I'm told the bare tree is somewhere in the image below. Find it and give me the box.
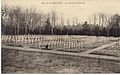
[1,5,9,34]
[13,7,22,35]
[67,17,70,26]
[60,15,64,26]
[93,13,97,25]
[51,11,57,26]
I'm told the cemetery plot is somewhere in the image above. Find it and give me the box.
[57,41,111,53]
[90,42,120,57]
[1,35,119,53]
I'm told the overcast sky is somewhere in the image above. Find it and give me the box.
[2,0,120,24]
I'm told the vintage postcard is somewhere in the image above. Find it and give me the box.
[1,0,120,74]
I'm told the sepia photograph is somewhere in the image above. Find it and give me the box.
[1,0,120,74]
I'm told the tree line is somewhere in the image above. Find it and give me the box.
[1,5,120,37]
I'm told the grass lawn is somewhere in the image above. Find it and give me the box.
[2,48,120,73]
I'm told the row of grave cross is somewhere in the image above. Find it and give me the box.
[2,35,119,50]
[2,35,85,49]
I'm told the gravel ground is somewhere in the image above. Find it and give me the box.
[2,48,120,73]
